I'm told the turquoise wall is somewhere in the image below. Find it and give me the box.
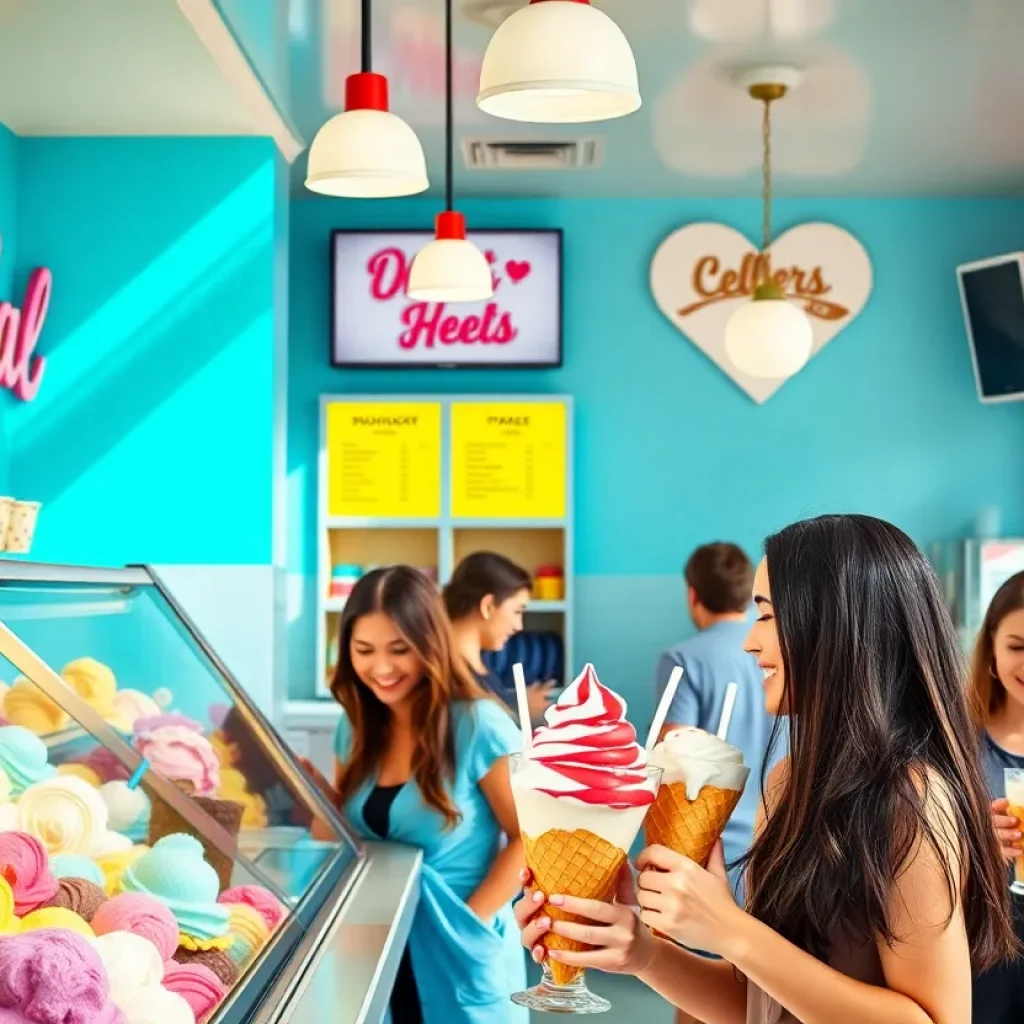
[7,136,279,565]
[0,124,16,298]
[0,135,285,714]
[0,123,17,492]
[287,195,1024,718]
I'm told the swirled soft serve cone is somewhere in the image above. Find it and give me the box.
[512,664,660,987]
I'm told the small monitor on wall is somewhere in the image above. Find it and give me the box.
[956,253,1024,403]
[330,229,563,368]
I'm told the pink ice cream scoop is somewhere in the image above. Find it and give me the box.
[161,963,226,1024]
[132,714,202,740]
[79,749,131,785]
[0,833,59,915]
[91,893,179,963]
[134,727,219,797]
[218,885,285,930]
[0,930,126,1024]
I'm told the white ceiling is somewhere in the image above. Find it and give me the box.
[0,0,261,136]
[2,0,1024,197]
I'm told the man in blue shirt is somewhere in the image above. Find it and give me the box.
[654,542,781,886]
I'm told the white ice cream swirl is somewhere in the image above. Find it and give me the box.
[649,726,749,800]
[17,775,109,856]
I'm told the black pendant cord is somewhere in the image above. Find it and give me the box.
[361,0,372,72]
[444,0,454,212]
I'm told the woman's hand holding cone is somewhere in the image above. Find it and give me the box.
[990,798,1022,861]
[634,841,747,955]
[514,866,658,973]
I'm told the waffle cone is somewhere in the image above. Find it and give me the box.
[523,828,626,987]
[644,782,741,866]
[147,792,244,891]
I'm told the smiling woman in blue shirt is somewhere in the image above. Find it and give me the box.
[330,565,526,1024]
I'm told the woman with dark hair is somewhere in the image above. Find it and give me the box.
[515,515,1017,1022]
[968,570,1024,1020]
[328,566,526,1023]
[444,551,554,723]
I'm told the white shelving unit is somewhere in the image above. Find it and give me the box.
[315,395,574,698]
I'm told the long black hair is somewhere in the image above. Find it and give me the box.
[744,514,1016,970]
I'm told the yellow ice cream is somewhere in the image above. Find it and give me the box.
[61,658,118,717]
[96,845,148,896]
[3,679,70,735]
[225,901,270,965]
[210,729,239,767]
[19,906,95,939]
[219,768,268,829]
[57,763,102,788]
[0,876,19,934]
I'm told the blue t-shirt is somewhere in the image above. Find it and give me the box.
[980,730,1024,801]
[654,619,783,870]
[334,698,527,1023]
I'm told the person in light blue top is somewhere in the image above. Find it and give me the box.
[654,543,782,889]
[328,566,527,1024]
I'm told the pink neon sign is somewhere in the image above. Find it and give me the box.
[0,263,50,402]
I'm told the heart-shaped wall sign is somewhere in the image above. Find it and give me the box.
[650,222,873,403]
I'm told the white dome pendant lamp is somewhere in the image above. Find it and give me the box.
[724,69,814,380]
[305,0,428,197]
[477,0,640,124]
[407,0,493,303]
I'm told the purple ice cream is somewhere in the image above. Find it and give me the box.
[0,930,125,1024]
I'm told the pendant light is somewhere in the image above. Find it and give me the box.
[407,0,493,302]
[477,0,640,124]
[305,0,428,197]
[724,70,814,380]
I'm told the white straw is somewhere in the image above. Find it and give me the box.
[717,682,738,741]
[646,665,683,750]
[513,662,534,756]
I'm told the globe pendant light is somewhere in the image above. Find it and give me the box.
[724,71,813,380]
[407,0,493,303]
[477,0,640,124]
[305,0,428,197]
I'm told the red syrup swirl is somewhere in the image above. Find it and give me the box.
[530,664,654,808]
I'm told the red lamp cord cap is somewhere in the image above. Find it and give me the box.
[345,72,390,112]
[435,211,467,240]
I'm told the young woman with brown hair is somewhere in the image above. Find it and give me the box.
[329,565,526,1024]
[444,551,555,723]
[967,570,1024,1020]
[516,515,1017,1023]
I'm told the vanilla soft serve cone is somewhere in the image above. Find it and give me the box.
[645,727,749,867]
[512,664,661,987]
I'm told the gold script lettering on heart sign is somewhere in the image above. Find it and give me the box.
[650,223,873,404]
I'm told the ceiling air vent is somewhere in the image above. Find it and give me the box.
[462,138,603,171]
[462,0,525,29]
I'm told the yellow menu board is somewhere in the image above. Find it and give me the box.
[451,401,566,519]
[326,402,442,518]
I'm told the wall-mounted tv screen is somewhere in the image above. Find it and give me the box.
[330,229,562,368]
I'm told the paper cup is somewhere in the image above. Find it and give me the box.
[0,499,13,552]
[5,501,40,554]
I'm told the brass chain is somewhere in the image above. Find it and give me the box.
[761,96,772,259]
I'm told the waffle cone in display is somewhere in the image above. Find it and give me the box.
[147,790,244,892]
[644,781,741,867]
[523,829,627,987]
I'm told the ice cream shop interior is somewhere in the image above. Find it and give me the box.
[0,0,1022,1021]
